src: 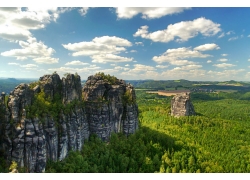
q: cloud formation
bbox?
[63,36,133,63]
[134,17,221,43]
[194,43,220,51]
[213,63,236,68]
[115,7,191,19]
[1,37,59,64]
[152,47,211,65]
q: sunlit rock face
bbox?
[0,73,139,172]
[171,93,196,117]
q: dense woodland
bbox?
[1,79,250,173]
[45,91,250,172]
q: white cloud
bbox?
[175,64,202,70]
[130,50,137,53]
[194,43,220,51]
[133,17,221,43]
[78,7,89,16]
[248,59,250,62]
[213,63,236,68]
[93,36,132,47]
[63,36,133,63]
[1,37,58,64]
[115,7,191,19]
[0,25,31,41]
[125,64,130,67]
[135,42,144,46]
[110,64,116,66]
[8,62,20,65]
[207,60,212,63]
[217,58,228,62]
[218,33,225,38]
[65,60,89,66]
[0,7,71,42]
[20,64,38,68]
[228,36,238,41]
[156,65,168,69]
[48,65,101,74]
[248,35,250,37]
[226,31,234,35]
[33,57,59,64]
[221,54,228,56]
[92,54,133,63]
[152,47,211,64]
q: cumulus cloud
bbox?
[194,43,220,51]
[48,65,101,74]
[221,54,228,56]
[63,36,133,63]
[125,64,130,67]
[78,7,89,16]
[156,65,168,69]
[133,17,221,43]
[0,25,31,41]
[33,57,59,64]
[152,47,211,65]
[130,50,137,53]
[1,37,58,64]
[207,60,212,63]
[0,7,72,42]
[93,36,132,47]
[213,63,236,68]
[217,58,228,62]
[228,36,238,41]
[8,62,38,70]
[115,7,191,19]
[174,64,202,70]
[65,60,89,66]
[135,42,144,46]
[92,54,133,63]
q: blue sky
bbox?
[0,3,250,81]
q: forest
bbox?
[43,91,250,172]
[1,81,250,173]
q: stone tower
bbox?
[171,92,195,117]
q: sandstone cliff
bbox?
[171,92,196,117]
[0,72,139,172]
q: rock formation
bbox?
[171,92,195,117]
[0,72,139,172]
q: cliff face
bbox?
[171,93,196,117]
[0,73,139,172]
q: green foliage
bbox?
[122,90,135,105]
[95,72,118,85]
[64,72,71,77]
[28,81,40,89]
[9,161,17,171]
[26,89,85,123]
[44,89,250,173]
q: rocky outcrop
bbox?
[171,92,195,117]
[0,73,139,172]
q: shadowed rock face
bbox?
[0,73,139,172]
[171,93,196,117]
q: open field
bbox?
[146,90,190,96]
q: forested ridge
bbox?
[45,91,250,172]
[1,89,250,173]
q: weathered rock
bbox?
[0,73,139,172]
[171,92,196,117]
